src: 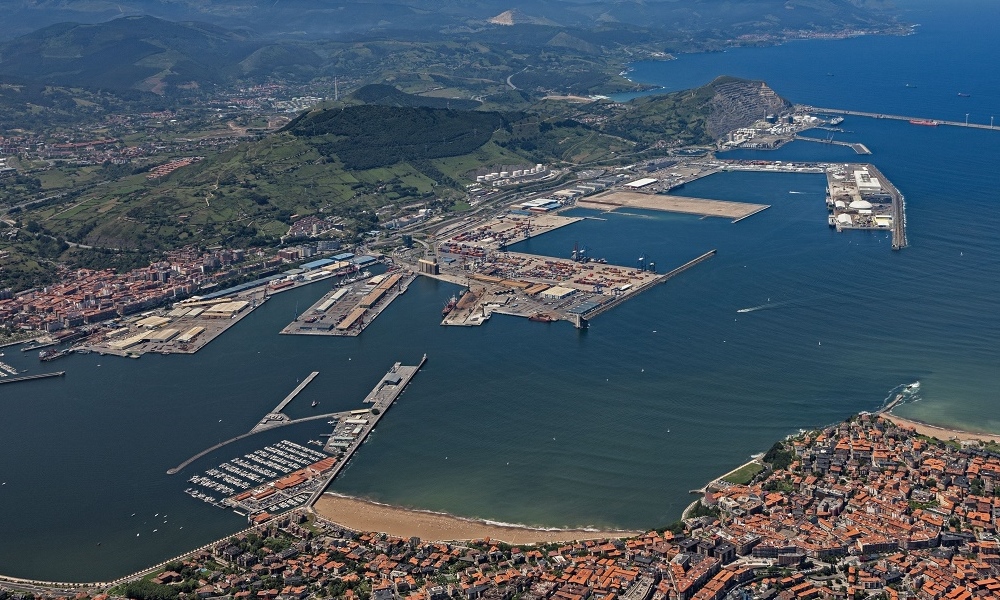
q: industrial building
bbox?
[625,177,658,189]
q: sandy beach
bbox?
[313,494,643,544]
[883,413,1000,444]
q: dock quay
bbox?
[81,291,269,358]
[802,106,1000,131]
[581,250,717,320]
[578,190,769,220]
[793,134,872,155]
[825,162,907,250]
[281,270,415,337]
[435,213,582,253]
[305,354,427,508]
[867,164,908,249]
[0,371,65,385]
[430,248,720,329]
[21,340,57,352]
[251,371,321,433]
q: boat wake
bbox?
[736,298,796,313]
[788,191,807,195]
[881,381,922,412]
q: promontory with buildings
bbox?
[6,414,1000,600]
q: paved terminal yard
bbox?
[435,251,711,328]
[81,290,269,358]
[825,162,907,248]
[281,270,416,337]
[438,213,581,254]
[579,190,769,221]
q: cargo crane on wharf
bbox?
[571,241,606,264]
[636,253,656,273]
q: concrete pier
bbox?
[306,355,427,508]
[0,371,65,385]
[802,106,1000,132]
[251,371,321,433]
[867,164,908,249]
[582,250,717,320]
[793,134,872,155]
[281,271,415,337]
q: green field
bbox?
[720,462,765,485]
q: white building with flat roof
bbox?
[625,177,658,189]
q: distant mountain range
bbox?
[4,0,902,40]
[0,15,322,93]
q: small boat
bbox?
[311,400,318,407]
[957,92,971,97]
[528,313,555,323]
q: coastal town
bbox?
[5,414,1000,600]
[4,0,1000,595]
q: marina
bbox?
[185,439,333,516]
[167,356,427,523]
[0,360,19,377]
[220,357,427,520]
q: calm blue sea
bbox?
[1,0,998,582]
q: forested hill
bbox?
[595,76,792,147]
[283,104,506,170]
[348,85,482,110]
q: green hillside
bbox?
[0,77,786,290]
[0,16,317,93]
[581,76,792,148]
[285,104,505,170]
[11,101,636,258]
[348,84,482,110]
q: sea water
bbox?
[1,0,999,581]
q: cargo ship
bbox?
[441,295,457,317]
[909,119,938,126]
[39,348,70,362]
